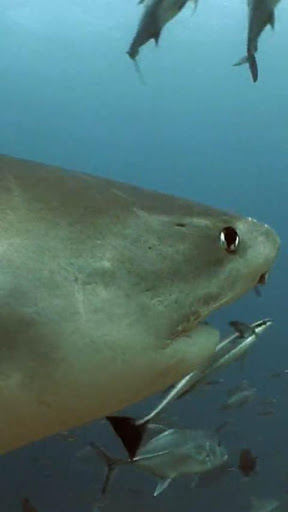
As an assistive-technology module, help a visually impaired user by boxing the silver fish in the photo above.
[234,0,282,82]
[250,497,281,512]
[90,428,228,496]
[127,0,196,61]
[221,381,256,410]
[0,154,279,455]
[107,318,272,458]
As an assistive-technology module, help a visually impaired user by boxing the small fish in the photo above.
[257,408,276,417]
[233,0,282,82]
[229,320,256,338]
[107,319,271,459]
[21,498,38,512]
[238,448,257,477]
[215,318,272,369]
[202,378,224,388]
[89,428,228,497]
[250,497,280,512]
[221,381,256,410]
[270,369,288,378]
[127,0,195,62]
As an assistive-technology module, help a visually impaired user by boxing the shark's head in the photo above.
[0,155,280,454]
[113,195,280,350]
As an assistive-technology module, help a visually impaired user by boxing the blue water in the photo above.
[0,1,287,510]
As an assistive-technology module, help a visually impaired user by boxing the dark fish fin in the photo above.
[269,10,276,29]
[248,53,258,83]
[154,477,172,496]
[153,29,161,46]
[229,321,252,338]
[233,53,258,83]
[106,415,148,460]
[133,59,146,86]
[89,442,121,495]
[126,48,146,86]
[127,46,138,62]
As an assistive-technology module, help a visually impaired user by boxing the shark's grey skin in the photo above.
[127,0,194,61]
[234,0,281,82]
[0,154,279,454]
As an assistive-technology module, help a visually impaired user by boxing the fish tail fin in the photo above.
[233,55,249,67]
[248,53,258,83]
[233,53,258,83]
[106,415,148,460]
[89,442,123,496]
[126,47,138,62]
[133,59,146,86]
[126,50,146,86]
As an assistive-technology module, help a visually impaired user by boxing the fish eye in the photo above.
[220,226,240,254]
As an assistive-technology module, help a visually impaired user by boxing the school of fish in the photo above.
[128,0,283,82]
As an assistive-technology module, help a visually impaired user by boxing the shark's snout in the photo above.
[249,219,280,285]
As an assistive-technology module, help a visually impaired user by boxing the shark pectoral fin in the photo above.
[154,478,172,496]
[106,415,147,460]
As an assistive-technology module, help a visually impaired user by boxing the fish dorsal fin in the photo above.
[153,29,161,46]
[269,10,275,29]
[154,478,172,496]
[134,450,170,462]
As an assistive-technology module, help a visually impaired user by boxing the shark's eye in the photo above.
[220,226,239,253]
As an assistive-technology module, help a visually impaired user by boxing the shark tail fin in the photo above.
[106,415,148,460]
[89,442,125,496]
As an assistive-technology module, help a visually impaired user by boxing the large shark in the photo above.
[0,154,279,454]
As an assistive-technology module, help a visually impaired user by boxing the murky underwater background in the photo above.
[0,1,288,510]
